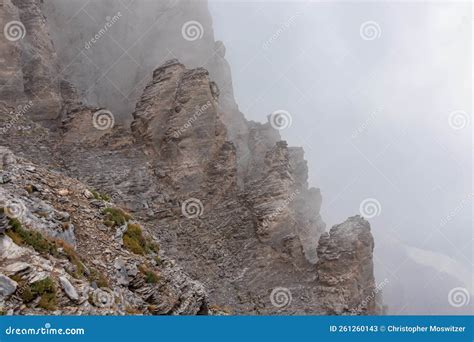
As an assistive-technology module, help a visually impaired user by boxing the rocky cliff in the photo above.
[0,0,380,315]
[0,147,207,315]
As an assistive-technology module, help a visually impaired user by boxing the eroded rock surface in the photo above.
[0,0,380,315]
[0,148,208,315]
[316,216,376,315]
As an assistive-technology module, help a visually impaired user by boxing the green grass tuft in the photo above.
[5,218,60,257]
[102,208,131,227]
[91,190,110,202]
[21,277,57,310]
[139,265,160,284]
[123,223,159,255]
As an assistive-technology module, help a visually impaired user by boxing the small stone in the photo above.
[58,189,69,196]
[4,262,30,275]
[0,274,17,297]
[0,235,25,259]
[90,200,106,208]
[83,190,94,199]
[59,276,79,301]
[54,210,70,221]
[0,173,12,184]
[33,204,53,217]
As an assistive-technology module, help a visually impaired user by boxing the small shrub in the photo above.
[88,269,109,288]
[139,265,160,284]
[145,270,159,284]
[102,208,131,227]
[8,217,21,230]
[20,286,35,303]
[38,292,57,311]
[22,277,57,311]
[123,224,146,254]
[30,277,55,294]
[92,190,110,202]
[91,190,101,200]
[123,224,159,255]
[103,220,115,227]
[123,235,143,254]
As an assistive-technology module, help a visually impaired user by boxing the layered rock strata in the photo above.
[0,0,380,315]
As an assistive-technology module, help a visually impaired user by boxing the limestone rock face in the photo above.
[0,56,378,314]
[0,148,208,315]
[0,0,25,108]
[11,0,62,122]
[0,0,380,316]
[131,59,233,197]
[316,216,376,315]
[0,0,68,126]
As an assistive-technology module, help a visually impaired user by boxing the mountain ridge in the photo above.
[0,0,381,315]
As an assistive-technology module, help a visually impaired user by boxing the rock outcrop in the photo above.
[0,0,74,126]
[49,57,371,314]
[316,216,376,315]
[0,0,25,108]
[0,0,380,315]
[0,148,208,315]
[12,0,62,123]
